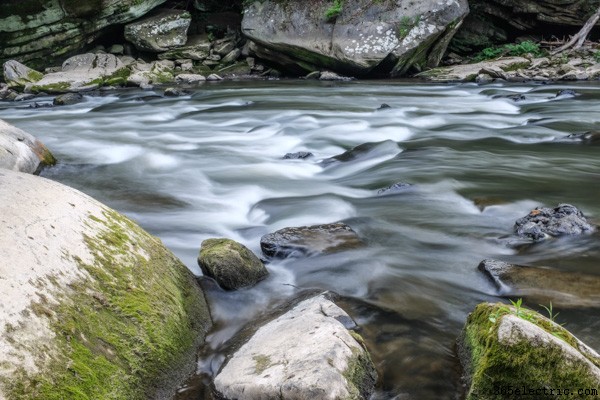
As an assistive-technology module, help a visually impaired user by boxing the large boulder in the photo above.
[0,0,167,72]
[124,9,191,53]
[478,259,600,308]
[514,203,595,241]
[241,0,469,77]
[0,169,211,399]
[260,222,364,259]
[0,119,56,174]
[214,294,377,399]
[198,238,268,290]
[26,53,129,93]
[3,60,43,89]
[458,302,600,400]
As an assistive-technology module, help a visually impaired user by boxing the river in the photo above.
[1,80,599,399]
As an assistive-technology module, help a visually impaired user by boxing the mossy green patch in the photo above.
[460,302,600,400]
[342,339,377,400]
[252,354,272,374]
[1,209,211,400]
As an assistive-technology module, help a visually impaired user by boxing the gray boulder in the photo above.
[260,222,364,259]
[3,60,43,89]
[198,238,268,290]
[158,35,212,61]
[0,0,167,71]
[125,9,191,52]
[127,60,175,86]
[0,119,56,174]
[241,0,469,77]
[53,92,83,106]
[214,294,377,399]
[458,302,600,400]
[27,53,127,93]
[479,259,600,308]
[514,204,595,241]
[0,169,211,399]
[417,57,531,82]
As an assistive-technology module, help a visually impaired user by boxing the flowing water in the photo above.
[1,80,599,399]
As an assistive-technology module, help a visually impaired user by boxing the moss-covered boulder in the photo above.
[458,302,600,400]
[416,56,531,82]
[3,60,43,89]
[214,294,377,399]
[198,238,268,290]
[0,169,211,400]
[241,0,469,77]
[0,119,56,174]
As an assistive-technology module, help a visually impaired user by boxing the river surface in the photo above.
[1,80,599,399]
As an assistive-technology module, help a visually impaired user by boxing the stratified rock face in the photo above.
[124,9,191,52]
[0,169,211,400]
[514,204,595,241]
[0,0,167,71]
[198,238,268,290]
[214,294,377,400]
[260,222,364,259]
[241,0,469,77]
[458,303,600,400]
[0,119,56,173]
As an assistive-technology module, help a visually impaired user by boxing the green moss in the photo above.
[1,209,211,400]
[342,340,377,400]
[461,303,600,400]
[29,82,70,94]
[252,354,272,375]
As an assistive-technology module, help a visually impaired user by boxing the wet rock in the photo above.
[514,204,595,241]
[14,94,36,102]
[175,74,206,84]
[417,57,531,82]
[3,60,43,89]
[28,102,54,109]
[283,151,314,160]
[214,294,376,400]
[214,38,236,56]
[222,48,242,64]
[305,71,321,80]
[260,222,364,259]
[158,35,212,61]
[125,9,191,52]
[0,169,211,399]
[319,71,352,81]
[164,87,187,97]
[478,259,600,308]
[206,74,223,81]
[507,94,526,102]
[0,119,56,174]
[560,131,600,144]
[376,103,391,110]
[458,302,600,400]
[53,92,84,106]
[198,238,268,290]
[554,89,578,98]
[377,182,412,195]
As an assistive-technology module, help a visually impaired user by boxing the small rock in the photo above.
[206,74,223,81]
[163,88,187,97]
[14,94,35,102]
[305,71,321,80]
[0,119,56,173]
[214,39,236,56]
[198,238,268,290]
[507,94,526,102]
[376,103,391,110]
[175,74,206,84]
[28,102,53,108]
[53,92,83,106]
[560,131,600,144]
[554,89,578,98]
[514,203,595,241]
[108,44,124,55]
[319,71,352,81]
[377,182,412,195]
[283,152,314,160]
[139,83,154,90]
[4,91,18,101]
[222,48,242,64]
[260,222,364,259]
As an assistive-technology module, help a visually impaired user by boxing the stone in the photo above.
[221,48,242,64]
[458,302,600,400]
[198,238,268,290]
[163,87,187,97]
[376,103,391,110]
[127,60,175,86]
[27,53,127,93]
[260,222,364,259]
[158,35,212,61]
[124,9,191,52]
[417,57,531,82]
[559,131,600,144]
[377,182,412,195]
[478,259,600,308]
[305,71,321,79]
[241,0,469,77]
[554,89,578,98]
[175,73,206,84]
[53,92,83,106]
[206,74,223,81]
[214,294,377,400]
[0,0,168,70]
[514,204,595,241]
[3,60,43,89]
[214,39,236,56]
[283,151,314,160]
[0,119,56,174]
[108,44,124,55]
[319,71,352,81]
[14,93,35,102]
[0,169,211,399]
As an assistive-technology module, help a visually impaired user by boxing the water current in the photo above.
[1,80,599,399]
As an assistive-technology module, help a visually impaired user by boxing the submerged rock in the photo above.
[0,169,211,400]
[3,60,43,89]
[198,238,268,290]
[478,259,600,308]
[377,182,412,195]
[214,294,377,400]
[0,119,56,174]
[53,92,83,106]
[458,302,600,400]
[283,151,314,160]
[260,222,364,259]
[560,131,600,144]
[514,204,595,241]
[125,9,191,53]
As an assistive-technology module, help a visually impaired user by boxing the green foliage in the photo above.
[398,15,421,39]
[594,50,600,63]
[325,0,343,21]
[473,40,543,61]
[539,301,560,323]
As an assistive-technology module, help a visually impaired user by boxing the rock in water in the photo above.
[0,169,211,399]
[198,238,268,290]
[260,222,364,259]
[458,302,600,400]
[3,60,43,89]
[214,294,377,400]
[53,92,84,106]
[478,259,600,308]
[283,151,314,160]
[514,204,595,241]
[125,9,192,53]
[377,182,412,195]
[0,119,56,173]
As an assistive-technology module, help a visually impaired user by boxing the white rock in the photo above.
[175,73,206,84]
[206,73,223,81]
[0,119,55,173]
[3,60,43,89]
